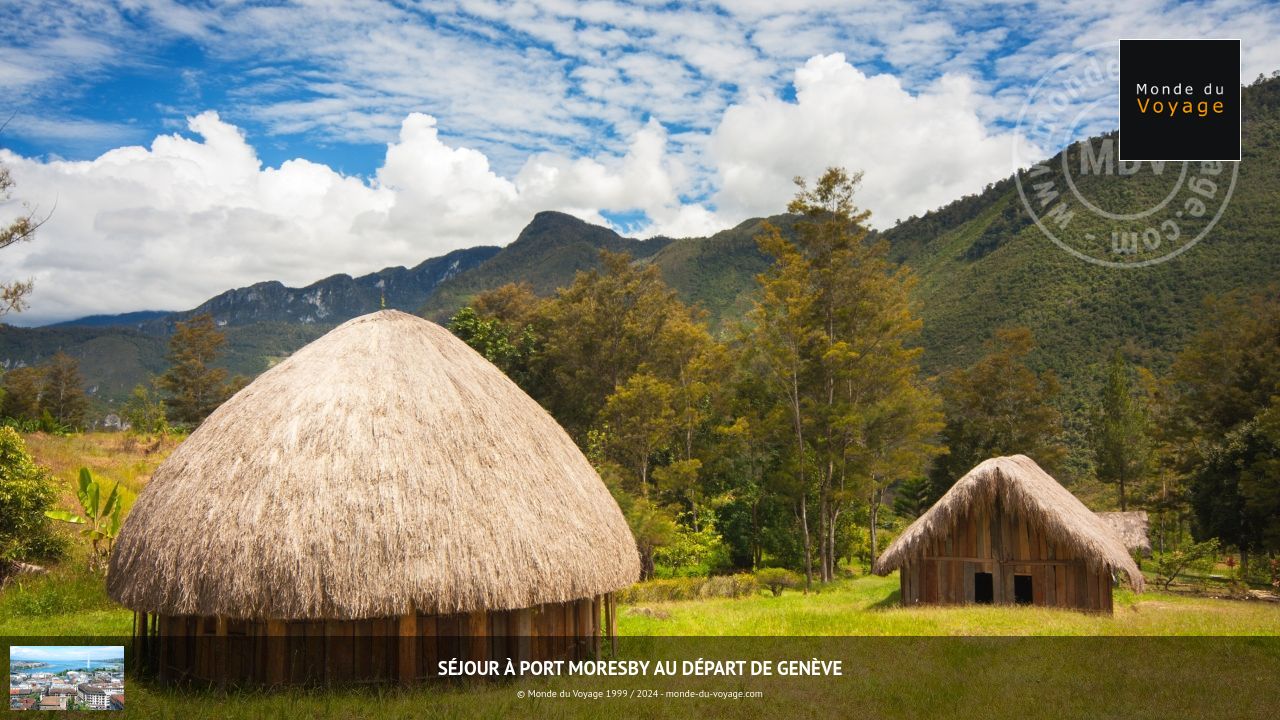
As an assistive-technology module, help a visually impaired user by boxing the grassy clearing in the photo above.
[617,574,1280,636]
[23,431,180,516]
[7,432,1279,717]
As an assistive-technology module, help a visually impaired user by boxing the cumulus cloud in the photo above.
[710,54,1041,226]
[0,110,711,325]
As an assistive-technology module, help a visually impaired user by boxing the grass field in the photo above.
[5,432,1279,718]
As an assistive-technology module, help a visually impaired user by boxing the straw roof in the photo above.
[1096,511,1152,556]
[108,310,639,620]
[874,455,1143,591]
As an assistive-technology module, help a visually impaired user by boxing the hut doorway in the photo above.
[1014,574,1033,604]
[974,572,994,604]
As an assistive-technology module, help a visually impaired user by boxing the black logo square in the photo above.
[1119,39,1240,161]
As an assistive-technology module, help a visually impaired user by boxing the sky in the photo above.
[1,1,1279,325]
[10,645,123,662]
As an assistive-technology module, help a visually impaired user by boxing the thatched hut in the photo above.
[108,310,640,685]
[1096,511,1152,556]
[874,455,1142,613]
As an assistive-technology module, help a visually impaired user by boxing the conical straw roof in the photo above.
[874,455,1142,591]
[108,310,639,619]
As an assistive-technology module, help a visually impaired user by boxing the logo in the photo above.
[1014,42,1238,268]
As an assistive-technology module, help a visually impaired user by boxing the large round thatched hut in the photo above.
[874,455,1141,613]
[108,310,640,685]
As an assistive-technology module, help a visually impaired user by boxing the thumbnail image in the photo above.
[9,646,123,712]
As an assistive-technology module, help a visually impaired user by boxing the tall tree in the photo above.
[1168,290,1280,568]
[599,372,677,498]
[157,313,235,426]
[448,282,544,389]
[1090,351,1154,510]
[40,352,88,429]
[539,252,684,436]
[929,326,1066,500]
[748,168,942,585]
[1,366,44,421]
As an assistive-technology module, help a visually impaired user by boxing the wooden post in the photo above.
[266,620,287,686]
[512,608,532,669]
[467,611,488,664]
[591,596,602,660]
[607,594,617,656]
[398,609,418,684]
[215,616,228,687]
[157,615,170,684]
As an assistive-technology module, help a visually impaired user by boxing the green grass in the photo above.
[7,433,1278,717]
[617,574,1280,636]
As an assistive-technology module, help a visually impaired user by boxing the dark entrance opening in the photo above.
[974,572,994,604]
[1014,574,1033,604]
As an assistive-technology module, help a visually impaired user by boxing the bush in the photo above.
[0,427,66,578]
[653,521,732,578]
[1153,538,1220,591]
[755,567,802,597]
[616,573,759,604]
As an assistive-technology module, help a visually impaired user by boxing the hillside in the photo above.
[418,211,673,320]
[6,76,1278,430]
[0,246,499,408]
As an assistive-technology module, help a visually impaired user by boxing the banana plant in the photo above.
[45,468,123,571]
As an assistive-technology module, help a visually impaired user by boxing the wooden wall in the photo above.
[897,503,1115,613]
[134,594,612,687]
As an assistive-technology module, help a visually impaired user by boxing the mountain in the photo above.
[419,211,672,320]
[1,246,499,408]
[8,75,1280,430]
[49,310,173,329]
[873,75,1280,480]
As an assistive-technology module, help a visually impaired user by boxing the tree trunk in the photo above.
[798,497,813,593]
[868,490,881,569]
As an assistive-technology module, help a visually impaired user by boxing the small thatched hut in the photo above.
[874,455,1142,613]
[108,310,640,685]
[1096,511,1152,556]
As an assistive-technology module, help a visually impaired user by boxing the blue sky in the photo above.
[10,645,123,662]
[1,1,1278,324]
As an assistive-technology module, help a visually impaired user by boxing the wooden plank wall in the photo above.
[143,595,605,687]
[898,505,1115,613]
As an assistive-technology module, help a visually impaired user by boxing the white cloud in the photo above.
[0,110,709,325]
[709,54,1040,227]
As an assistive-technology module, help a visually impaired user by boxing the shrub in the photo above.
[0,427,66,578]
[616,573,760,604]
[653,521,732,578]
[1153,538,1220,591]
[755,567,802,597]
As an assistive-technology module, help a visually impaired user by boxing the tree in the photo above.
[539,252,686,437]
[448,282,544,389]
[892,476,933,519]
[929,326,1066,500]
[1090,351,1154,510]
[747,168,942,586]
[1,365,44,421]
[0,158,42,317]
[157,313,235,426]
[600,372,677,498]
[40,352,88,430]
[121,383,168,435]
[0,427,64,580]
[1167,290,1280,569]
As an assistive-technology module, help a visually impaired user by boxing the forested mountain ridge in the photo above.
[6,76,1278,422]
